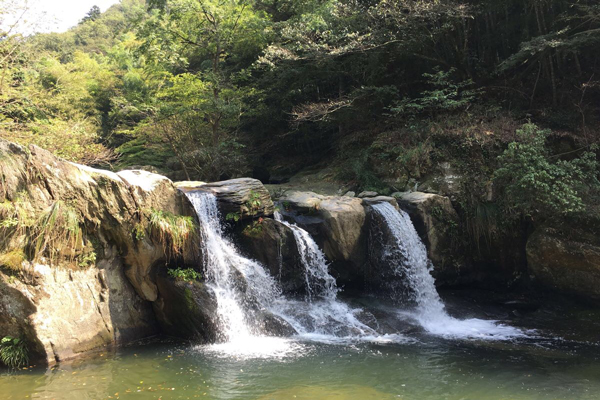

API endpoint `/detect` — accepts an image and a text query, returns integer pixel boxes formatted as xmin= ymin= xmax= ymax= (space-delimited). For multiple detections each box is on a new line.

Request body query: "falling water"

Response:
xmin=274 ymin=211 xmax=337 ymax=300
xmin=273 ymin=211 xmax=387 ymax=342
xmin=185 ymin=191 xmax=281 ymax=341
xmin=371 ymin=202 xmax=526 ymax=340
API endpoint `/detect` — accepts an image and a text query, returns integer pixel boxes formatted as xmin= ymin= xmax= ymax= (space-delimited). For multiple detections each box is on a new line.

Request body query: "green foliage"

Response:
xmin=337 ymin=149 xmax=386 ymax=192
xmin=244 ymin=191 xmax=262 ymax=216
xmin=77 ymin=251 xmax=97 ymax=269
xmin=0 ymin=249 xmax=25 ymax=272
xmin=494 ymin=124 xmax=599 ymax=219
xmin=225 ymin=212 xmax=241 ymax=222
xmin=1 ymin=0 xmax=599 ymax=221
xmin=390 ymin=68 xmax=481 ymax=117
xmin=81 ymin=6 xmax=102 ymax=24
xmin=242 ymin=218 xmax=264 ymax=236
xmin=0 ymin=336 xmax=29 ymax=369
xmin=31 ymin=201 xmax=83 ymax=265
xmin=167 ymin=267 xmax=201 ymax=282
xmin=133 ymin=222 xmax=146 ymax=240
xmin=149 ymin=209 xmax=196 ymax=256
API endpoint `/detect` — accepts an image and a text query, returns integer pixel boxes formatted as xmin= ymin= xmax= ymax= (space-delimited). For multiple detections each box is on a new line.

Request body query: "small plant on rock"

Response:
xmin=30 ymin=200 xmax=82 ymax=265
xmin=167 ymin=267 xmax=201 ymax=282
xmin=0 ymin=336 xmax=28 ymax=369
xmin=149 ymin=209 xmax=197 ymax=257
xmin=0 ymin=249 xmax=25 ymax=272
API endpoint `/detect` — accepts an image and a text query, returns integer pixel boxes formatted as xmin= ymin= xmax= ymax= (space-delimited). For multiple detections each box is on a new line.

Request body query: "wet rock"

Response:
xmin=362 ymin=196 xmax=398 ymax=208
xmin=527 ymin=225 xmax=600 ymax=301
xmin=173 ymin=181 xmax=207 ymax=190
xmin=358 ymin=191 xmax=378 ymax=198
xmin=153 ymin=272 xmax=218 ymax=342
xmin=235 ymin=218 xmax=305 ymax=294
xmin=394 ymin=192 xmax=462 ymax=284
xmin=259 ymin=313 xmax=297 ymax=337
xmin=200 ymin=178 xmax=274 ymax=220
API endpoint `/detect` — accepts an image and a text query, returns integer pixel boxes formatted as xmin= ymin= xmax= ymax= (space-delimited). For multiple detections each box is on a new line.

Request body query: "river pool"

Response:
xmin=2 ymin=291 xmax=600 ymax=400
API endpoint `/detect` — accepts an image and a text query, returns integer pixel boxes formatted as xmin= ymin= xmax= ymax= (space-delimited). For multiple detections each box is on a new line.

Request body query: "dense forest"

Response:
xmin=1 ymin=0 xmax=600 ymax=226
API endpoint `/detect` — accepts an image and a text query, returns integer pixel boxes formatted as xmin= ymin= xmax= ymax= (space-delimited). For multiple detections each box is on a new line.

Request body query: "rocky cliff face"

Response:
xmin=4 ymin=136 xmax=599 ymax=366
xmin=527 ymin=224 xmax=600 ymax=301
xmin=0 ymin=139 xmax=199 ymax=365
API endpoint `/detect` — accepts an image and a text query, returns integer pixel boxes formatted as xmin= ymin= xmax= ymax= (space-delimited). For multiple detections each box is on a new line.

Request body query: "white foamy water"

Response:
xmin=274 ymin=211 xmax=337 ymax=300
xmin=273 ymin=211 xmax=393 ymax=343
xmin=202 ymin=336 xmax=305 ymax=360
xmin=372 ymin=202 xmax=526 ymax=340
xmin=185 ymin=191 xmax=281 ymax=341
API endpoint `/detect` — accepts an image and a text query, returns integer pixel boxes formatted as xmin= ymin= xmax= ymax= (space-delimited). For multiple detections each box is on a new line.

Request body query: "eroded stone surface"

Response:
xmin=527 ymin=225 xmax=600 ymax=301
xmin=200 ymin=178 xmax=274 ymax=219
xmin=0 ymin=139 xmax=197 ymax=364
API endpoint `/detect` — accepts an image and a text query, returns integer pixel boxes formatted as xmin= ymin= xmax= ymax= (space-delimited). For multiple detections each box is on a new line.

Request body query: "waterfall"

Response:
xmin=183 ymin=190 xmax=520 ymax=352
xmin=274 ymin=211 xmax=337 ymax=300
xmin=185 ymin=191 xmax=281 ymax=341
xmin=273 ymin=211 xmax=383 ymax=341
xmin=371 ymin=202 xmax=525 ymax=340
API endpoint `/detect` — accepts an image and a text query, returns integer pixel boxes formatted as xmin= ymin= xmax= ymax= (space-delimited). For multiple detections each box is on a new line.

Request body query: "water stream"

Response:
xmin=3 ymin=193 xmax=600 ymax=399
xmin=371 ymin=202 xmax=526 ymax=340
xmin=185 ymin=191 xmax=286 ymax=356
xmin=187 ymin=191 xmax=524 ymax=347
xmin=274 ymin=211 xmax=337 ymax=301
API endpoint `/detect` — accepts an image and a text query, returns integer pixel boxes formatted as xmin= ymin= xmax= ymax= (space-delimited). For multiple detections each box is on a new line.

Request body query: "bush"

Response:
xmin=167 ymin=268 xmax=201 ymax=282
xmin=0 ymin=250 xmax=25 ymax=272
xmin=149 ymin=210 xmax=196 ymax=257
xmin=0 ymin=336 xmax=28 ymax=369
xmin=494 ymin=123 xmax=599 ymax=220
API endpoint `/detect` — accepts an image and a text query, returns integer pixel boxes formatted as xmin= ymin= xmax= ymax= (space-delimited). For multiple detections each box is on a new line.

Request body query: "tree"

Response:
xmin=494 ymin=124 xmax=599 ymax=220
xmin=80 ymin=6 xmax=102 ymax=24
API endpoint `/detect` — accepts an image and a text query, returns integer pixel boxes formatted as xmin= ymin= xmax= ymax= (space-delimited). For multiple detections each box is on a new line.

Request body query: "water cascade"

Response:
xmin=371 ymin=202 xmax=525 ymax=340
xmin=273 ymin=211 xmax=385 ymax=342
xmin=185 ymin=191 xmax=382 ymax=353
xmin=184 ymin=189 xmax=522 ymax=351
xmin=185 ymin=191 xmax=281 ymax=342
xmin=274 ymin=211 xmax=337 ymax=300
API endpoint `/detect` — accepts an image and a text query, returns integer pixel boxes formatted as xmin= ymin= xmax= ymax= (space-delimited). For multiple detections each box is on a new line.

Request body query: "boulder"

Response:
xmin=153 ymin=272 xmax=218 ymax=342
xmin=343 ymin=191 xmax=356 ymax=197
xmin=173 ymin=181 xmax=207 ymax=190
xmin=362 ymin=196 xmax=398 ymax=208
xmin=279 ymin=191 xmax=367 ymax=287
xmin=527 ymin=225 xmax=600 ymax=301
xmin=394 ymin=192 xmax=462 ymax=284
xmin=200 ymin=178 xmax=274 ymax=220
xmin=0 ymin=139 xmax=199 ymax=365
xmin=358 ymin=191 xmax=378 ymax=198
xmin=234 ymin=218 xmax=305 ymax=294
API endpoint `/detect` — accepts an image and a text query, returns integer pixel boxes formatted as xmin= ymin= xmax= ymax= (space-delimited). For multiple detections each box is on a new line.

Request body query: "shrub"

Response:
xmin=0 ymin=250 xmax=25 ymax=272
xmin=0 ymin=336 xmax=28 ymax=369
xmin=149 ymin=210 xmax=196 ymax=256
xmin=167 ymin=268 xmax=201 ymax=282
xmin=30 ymin=201 xmax=82 ymax=265
xmin=494 ymin=123 xmax=599 ymax=220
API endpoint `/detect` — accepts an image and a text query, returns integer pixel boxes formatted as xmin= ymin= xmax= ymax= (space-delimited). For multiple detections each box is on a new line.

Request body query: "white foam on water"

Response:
xmin=201 ymin=336 xmax=305 ymax=360
xmin=372 ymin=202 xmax=526 ymax=341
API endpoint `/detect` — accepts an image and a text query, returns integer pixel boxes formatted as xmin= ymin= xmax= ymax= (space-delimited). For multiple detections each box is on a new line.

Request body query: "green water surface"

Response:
xmin=2 ymin=292 xmax=599 ymax=400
